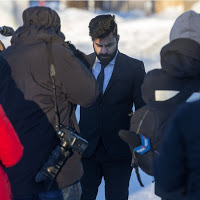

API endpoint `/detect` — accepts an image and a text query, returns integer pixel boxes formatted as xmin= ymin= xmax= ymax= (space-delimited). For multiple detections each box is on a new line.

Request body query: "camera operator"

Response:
xmin=0 ymin=6 xmax=99 ymax=200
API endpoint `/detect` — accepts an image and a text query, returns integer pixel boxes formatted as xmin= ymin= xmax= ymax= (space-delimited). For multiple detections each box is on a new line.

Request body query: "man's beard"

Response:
xmin=95 ymin=45 xmax=118 ymax=66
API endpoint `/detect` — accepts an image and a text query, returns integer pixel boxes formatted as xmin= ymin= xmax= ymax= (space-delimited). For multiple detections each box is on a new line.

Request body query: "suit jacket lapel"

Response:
xmin=104 ymin=52 xmax=122 ymax=96
xmin=88 ymin=53 xmax=96 ymax=72
xmin=88 ymin=52 xmax=122 ymax=96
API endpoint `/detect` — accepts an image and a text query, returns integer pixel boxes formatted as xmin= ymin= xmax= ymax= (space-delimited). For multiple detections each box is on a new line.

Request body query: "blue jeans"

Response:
xmin=14 ymin=181 xmax=82 ymax=200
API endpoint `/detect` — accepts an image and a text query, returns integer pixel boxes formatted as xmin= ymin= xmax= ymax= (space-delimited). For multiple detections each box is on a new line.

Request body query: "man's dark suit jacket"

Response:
xmin=79 ymin=51 xmax=146 ymax=160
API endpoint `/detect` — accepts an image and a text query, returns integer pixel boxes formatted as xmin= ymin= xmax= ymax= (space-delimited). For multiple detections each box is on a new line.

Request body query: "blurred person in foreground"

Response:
xmin=79 ymin=14 xmax=146 ymax=200
xmin=0 ymin=104 xmax=23 ymax=200
xmin=155 ymin=100 xmax=200 ymax=200
xmin=0 ymin=6 xmax=99 ymax=200
xmin=0 ymin=57 xmax=23 ymax=200
xmin=0 ymin=105 xmax=23 ymax=200
xmin=154 ymin=10 xmax=200 ymax=200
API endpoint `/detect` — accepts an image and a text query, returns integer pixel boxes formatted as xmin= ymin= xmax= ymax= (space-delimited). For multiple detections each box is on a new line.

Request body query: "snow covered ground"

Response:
xmin=0 ymin=1 xmax=200 ymax=200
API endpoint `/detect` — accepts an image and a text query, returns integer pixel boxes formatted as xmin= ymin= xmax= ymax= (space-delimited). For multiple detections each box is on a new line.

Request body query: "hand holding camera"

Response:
xmin=35 ymin=126 xmax=88 ymax=190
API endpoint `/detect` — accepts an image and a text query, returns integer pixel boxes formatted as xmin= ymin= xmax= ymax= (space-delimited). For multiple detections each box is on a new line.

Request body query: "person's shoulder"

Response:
xmin=52 ymin=42 xmax=79 ymax=58
xmin=117 ymin=52 xmax=145 ymax=72
xmin=182 ymin=100 xmax=200 ymax=111
xmin=52 ymin=42 xmax=69 ymax=51
xmin=117 ymin=52 xmax=145 ymax=75
xmin=175 ymin=100 xmax=200 ymax=120
xmin=118 ymin=51 xmax=143 ymax=65
xmin=88 ymin=52 xmax=95 ymax=59
xmin=88 ymin=52 xmax=95 ymax=56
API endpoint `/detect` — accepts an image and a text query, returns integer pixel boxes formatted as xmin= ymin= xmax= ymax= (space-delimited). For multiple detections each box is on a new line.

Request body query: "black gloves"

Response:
xmin=119 ymin=130 xmax=141 ymax=148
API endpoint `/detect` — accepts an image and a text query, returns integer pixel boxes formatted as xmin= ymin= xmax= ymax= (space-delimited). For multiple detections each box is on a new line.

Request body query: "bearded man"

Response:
xmin=79 ymin=14 xmax=146 ymax=200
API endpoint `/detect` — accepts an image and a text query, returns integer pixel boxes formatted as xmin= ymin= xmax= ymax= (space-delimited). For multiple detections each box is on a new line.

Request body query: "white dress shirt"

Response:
xmin=92 ymin=51 xmax=118 ymax=94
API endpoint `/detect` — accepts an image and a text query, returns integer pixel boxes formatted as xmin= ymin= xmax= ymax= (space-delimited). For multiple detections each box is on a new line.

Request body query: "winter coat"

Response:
xmin=154 ymin=100 xmax=200 ymax=200
xmin=0 ymin=104 xmax=23 ymax=200
xmin=141 ymin=38 xmax=200 ymax=105
xmin=149 ymin=39 xmax=200 ymax=199
xmin=0 ymin=6 xmax=99 ymax=197
xmin=142 ymin=10 xmax=200 ymax=104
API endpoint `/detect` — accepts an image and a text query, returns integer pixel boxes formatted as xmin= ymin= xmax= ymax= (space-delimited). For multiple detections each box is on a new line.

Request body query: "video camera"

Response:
xmin=35 ymin=126 xmax=88 ymax=190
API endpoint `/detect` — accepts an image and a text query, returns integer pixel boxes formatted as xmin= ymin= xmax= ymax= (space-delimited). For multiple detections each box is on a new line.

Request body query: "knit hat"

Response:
xmin=170 ymin=10 xmax=200 ymax=44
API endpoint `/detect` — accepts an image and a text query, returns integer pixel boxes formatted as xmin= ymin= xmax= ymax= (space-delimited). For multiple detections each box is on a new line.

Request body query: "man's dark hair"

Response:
xmin=89 ymin=14 xmax=118 ymax=40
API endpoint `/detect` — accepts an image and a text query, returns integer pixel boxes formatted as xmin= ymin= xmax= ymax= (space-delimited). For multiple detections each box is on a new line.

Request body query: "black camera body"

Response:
xmin=57 ymin=126 xmax=88 ymax=153
xmin=35 ymin=126 xmax=88 ymax=189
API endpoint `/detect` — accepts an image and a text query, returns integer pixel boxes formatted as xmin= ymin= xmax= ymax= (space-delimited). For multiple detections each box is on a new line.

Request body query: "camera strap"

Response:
xmin=47 ymin=43 xmax=60 ymax=132
xmin=47 ymin=43 xmax=76 ymax=132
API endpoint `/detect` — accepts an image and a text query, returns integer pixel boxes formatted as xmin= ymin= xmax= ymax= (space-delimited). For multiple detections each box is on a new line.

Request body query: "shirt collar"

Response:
xmin=96 ymin=50 xmax=118 ymax=65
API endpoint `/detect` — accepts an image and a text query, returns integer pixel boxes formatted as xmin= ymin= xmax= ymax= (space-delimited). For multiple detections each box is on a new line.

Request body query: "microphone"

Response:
xmin=0 ymin=26 xmax=14 ymax=36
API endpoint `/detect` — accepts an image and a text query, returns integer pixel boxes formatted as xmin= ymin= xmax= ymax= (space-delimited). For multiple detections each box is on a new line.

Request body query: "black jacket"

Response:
xmin=152 ymin=39 xmax=200 ymax=199
xmin=79 ymin=52 xmax=145 ymax=159
xmin=0 ymin=7 xmax=99 ymax=197
xmin=154 ymin=100 xmax=200 ymax=200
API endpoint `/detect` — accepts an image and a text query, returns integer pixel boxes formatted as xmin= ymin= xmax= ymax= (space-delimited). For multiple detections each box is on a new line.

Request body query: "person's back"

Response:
xmin=153 ymin=10 xmax=200 ymax=200
xmin=1 ymin=6 xmax=98 ymax=200
xmin=154 ymin=99 xmax=200 ymax=200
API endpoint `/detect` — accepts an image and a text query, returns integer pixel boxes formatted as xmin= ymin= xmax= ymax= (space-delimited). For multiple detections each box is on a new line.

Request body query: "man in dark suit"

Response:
xmin=79 ymin=14 xmax=146 ymax=200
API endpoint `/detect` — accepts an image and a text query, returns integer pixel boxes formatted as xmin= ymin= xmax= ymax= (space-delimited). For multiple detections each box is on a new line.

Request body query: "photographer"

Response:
xmin=0 ymin=6 xmax=99 ymax=200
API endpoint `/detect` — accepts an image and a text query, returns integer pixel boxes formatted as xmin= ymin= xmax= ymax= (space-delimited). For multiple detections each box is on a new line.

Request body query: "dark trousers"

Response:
xmin=80 ymin=139 xmax=132 ymax=200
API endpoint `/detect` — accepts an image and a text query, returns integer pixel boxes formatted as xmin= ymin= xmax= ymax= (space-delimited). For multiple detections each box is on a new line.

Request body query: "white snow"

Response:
xmin=0 ymin=1 xmax=192 ymax=200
